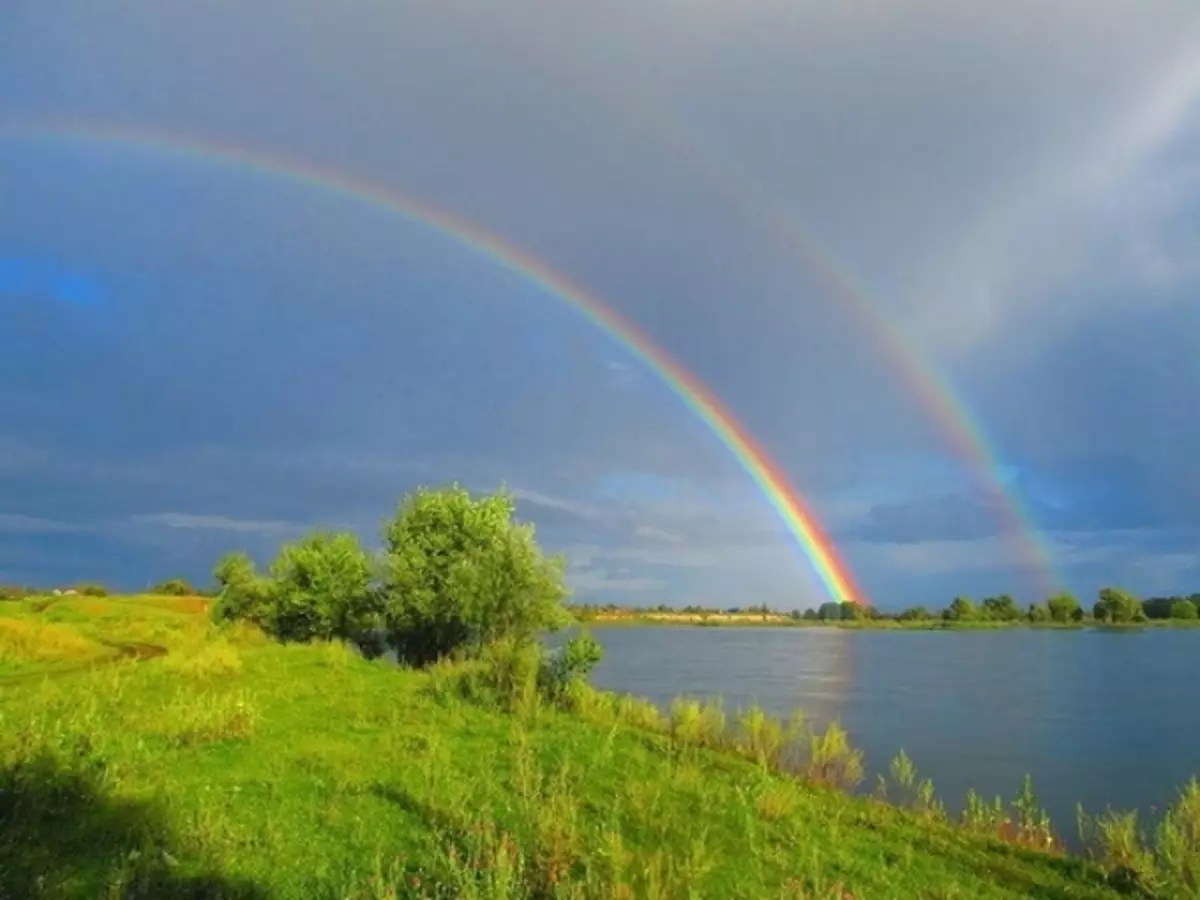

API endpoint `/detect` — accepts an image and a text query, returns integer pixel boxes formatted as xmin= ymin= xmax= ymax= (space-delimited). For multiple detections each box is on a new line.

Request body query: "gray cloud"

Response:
xmin=2 ymin=1 xmax=1199 ymax=603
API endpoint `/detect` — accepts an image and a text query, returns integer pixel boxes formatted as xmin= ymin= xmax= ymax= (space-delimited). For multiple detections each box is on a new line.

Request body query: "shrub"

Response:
xmin=805 ymin=721 xmax=864 ymax=789
xmin=267 ymin=531 xmax=378 ymax=643
xmin=943 ymin=596 xmax=977 ymax=621
xmin=1094 ymin=587 xmax=1144 ymax=624
xmin=149 ymin=578 xmax=196 ymax=597
xmin=1170 ymin=599 xmax=1198 ymax=620
xmin=1046 ymin=591 xmax=1082 ymax=623
xmin=538 ymin=632 xmax=604 ymax=702
xmin=71 ymin=583 xmax=108 ymax=598
xmin=380 ymin=486 xmax=571 ymax=665
xmin=210 ymin=552 xmax=273 ymax=628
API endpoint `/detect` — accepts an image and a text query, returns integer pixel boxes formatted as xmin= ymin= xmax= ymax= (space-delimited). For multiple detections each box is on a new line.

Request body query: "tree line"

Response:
xmin=572 ymin=587 xmax=1200 ymax=625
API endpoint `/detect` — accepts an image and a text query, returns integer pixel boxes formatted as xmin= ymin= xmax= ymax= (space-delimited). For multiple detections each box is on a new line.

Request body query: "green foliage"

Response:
xmin=267 ymin=531 xmax=378 ymax=643
xmin=898 ymin=606 xmax=930 ymax=621
xmin=1170 ymin=598 xmax=1198 ymax=620
xmin=816 ymin=601 xmax=842 ymax=621
xmin=149 ymin=578 xmax=196 ymax=596
xmin=380 ymin=485 xmax=571 ymax=665
xmin=538 ymin=632 xmax=604 ymax=703
xmin=210 ymin=552 xmax=273 ymax=628
xmin=1093 ymin=587 xmax=1145 ymax=624
xmin=944 ymin=595 xmax=978 ymax=621
xmin=982 ymin=595 xmax=1021 ymax=622
xmin=1046 ymin=592 xmax=1082 ymax=623
xmin=1027 ymin=603 xmax=1050 ymax=623
xmin=71 ymin=583 xmax=108 ymax=597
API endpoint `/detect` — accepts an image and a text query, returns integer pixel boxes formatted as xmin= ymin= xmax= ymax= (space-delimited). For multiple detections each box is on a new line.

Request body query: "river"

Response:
xmin=579 ymin=625 xmax=1200 ymax=838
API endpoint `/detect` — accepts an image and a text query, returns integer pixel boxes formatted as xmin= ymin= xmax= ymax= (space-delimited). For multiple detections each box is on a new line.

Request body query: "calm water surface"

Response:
xmin=580 ymin=626 xmax=1200 ymax=835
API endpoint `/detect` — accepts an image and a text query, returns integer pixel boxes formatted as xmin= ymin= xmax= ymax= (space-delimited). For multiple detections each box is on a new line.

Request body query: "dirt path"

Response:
xmin=0 ymin=639 xmax=168 ymax=687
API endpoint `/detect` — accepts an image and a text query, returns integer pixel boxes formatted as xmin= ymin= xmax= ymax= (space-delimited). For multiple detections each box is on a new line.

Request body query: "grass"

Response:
xmin=0 ymin=597 xmax=1194 ymax=898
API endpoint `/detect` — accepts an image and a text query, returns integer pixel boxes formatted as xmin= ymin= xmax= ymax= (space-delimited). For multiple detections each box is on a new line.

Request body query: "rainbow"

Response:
xmin=662 ymin=137 xmax=1063 ymax=597
xmin=477 ymin=32 xmax=1062 ymax=596
xmin=0 ymin=120 xmax=866 ymax=607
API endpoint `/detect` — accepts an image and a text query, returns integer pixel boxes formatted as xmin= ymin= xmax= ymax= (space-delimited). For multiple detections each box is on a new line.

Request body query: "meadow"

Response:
xmin=2 ymin=593 xmax=1199 ymax=899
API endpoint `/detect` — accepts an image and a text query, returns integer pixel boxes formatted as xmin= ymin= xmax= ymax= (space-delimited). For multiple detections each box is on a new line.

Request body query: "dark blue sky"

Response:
xmin=2 ymin=1 xmax=1199 ymax=608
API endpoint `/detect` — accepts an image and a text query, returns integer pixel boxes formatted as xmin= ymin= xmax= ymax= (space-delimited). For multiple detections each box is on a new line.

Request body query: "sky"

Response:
xmin=2 ymin=1 xmax=1199 ymax=609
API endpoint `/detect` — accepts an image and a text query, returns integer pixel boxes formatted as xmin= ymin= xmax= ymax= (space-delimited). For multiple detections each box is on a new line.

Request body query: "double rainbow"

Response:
xmin=0 ymin=121 xmax=865 ymax=607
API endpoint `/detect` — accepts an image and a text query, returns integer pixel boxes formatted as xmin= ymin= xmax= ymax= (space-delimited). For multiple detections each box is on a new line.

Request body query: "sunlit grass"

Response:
xmin=2 ymin=596 xmax=1194 ymax=898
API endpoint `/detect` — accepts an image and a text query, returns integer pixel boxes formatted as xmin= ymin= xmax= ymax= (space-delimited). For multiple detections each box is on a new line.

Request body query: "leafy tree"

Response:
xmin=380 ymin=486 xmax=571 ymax=665
xmin=982 ymin=594 xmax=1021 ymax=622
xmin=843 ymin=602 xmax=869 ymax=621
xmin=71 ymin=583 xmax=108 ymax=597
xmin=943 ymin=596 xmax=978 ymax=622
xmin=1046 ymin=591 xmax=1082 ymax=623
xmin=268 ymin=532 xmax=377 ymax=643
xmin=1170 ymin=599 xmax=1199 ymax=620
xmin=210 ymin=552 xmax=273 ymax=627
xmin=817 ymin=601 xmax=843 ymax=621
xmin=150 ymin=578 xmax=195 ymax=597
xmin=898 ymin=606 xmax=930 ymax=621
xmin=1093 ymin=587 xmax=1145 ymax=624
xmin=801 ymin=608 xmax=819 ymax=621
xmin=1142 ymin=596 xmax=1175 ymax=620
xmin=1027 ymin=602 xmax=1050 ymax=623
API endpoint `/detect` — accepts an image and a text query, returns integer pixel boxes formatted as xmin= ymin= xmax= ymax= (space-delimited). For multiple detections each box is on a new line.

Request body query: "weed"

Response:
xmin=157 ymin=690 xmax=261 ymax=747
xmin=162 ymin=638 xmax=244 ymax=681
xmin=805 ymin=722 xmax=864 ymax=790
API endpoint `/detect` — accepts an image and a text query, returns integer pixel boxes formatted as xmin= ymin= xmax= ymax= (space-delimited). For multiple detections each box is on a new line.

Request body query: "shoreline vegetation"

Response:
xmin=3 ymin=486 xmax=1199 ymax=897
xmin=568 ymin=589 xmax=1200 ymax=630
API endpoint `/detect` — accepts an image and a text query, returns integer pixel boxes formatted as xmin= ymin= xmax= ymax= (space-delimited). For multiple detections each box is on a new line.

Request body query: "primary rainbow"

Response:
xmin=0 ymin=120 xmax=866 ymax=607
xmin=489 ymin=38 xmax=1062 ymax=597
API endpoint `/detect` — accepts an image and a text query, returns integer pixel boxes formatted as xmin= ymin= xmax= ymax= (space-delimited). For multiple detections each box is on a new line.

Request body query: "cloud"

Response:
xmin=2 ymin=1 xmax=1199 ymax=604
xmin=0 ymin=513 xmax=85 ymax=534
xmin=633 ymin=524 xmax=683 ymax=543
xmin=127 ymin=513 xmax=307 ymax=537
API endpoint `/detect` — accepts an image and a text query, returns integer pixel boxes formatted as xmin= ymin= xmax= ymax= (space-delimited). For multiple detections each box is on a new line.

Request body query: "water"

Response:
xmin=579 ymin=626 xmax=1200 ymax=836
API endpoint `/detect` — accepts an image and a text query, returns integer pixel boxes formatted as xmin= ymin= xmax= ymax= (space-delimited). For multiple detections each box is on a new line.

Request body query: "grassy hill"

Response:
xmin=0 ymin=595 xmax=1178 ymax=898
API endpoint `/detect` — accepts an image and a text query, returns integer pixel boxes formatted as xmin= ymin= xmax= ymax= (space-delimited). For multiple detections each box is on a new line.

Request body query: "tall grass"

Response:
xmin=0 ymin=616 xmax=102 ymax=665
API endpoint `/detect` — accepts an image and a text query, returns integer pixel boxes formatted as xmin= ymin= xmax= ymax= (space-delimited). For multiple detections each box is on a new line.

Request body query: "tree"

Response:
xmin=380 ymin=486 xmax=571 ymax=665
xmin=1170 ymin=599 xmax=1199 ymax=620
xmin=982 ymin=594 xmax=1021 ymax=622
xmin=268 ymin=532 xmax=377 ymax=643
xmin=1093 ymin=587 xmax=1144 ymax=624
xmin=150 ymin=578 xmax=196 ymax=597
xmin=1142 ymin=597 xmax=1175 ymax=620
xmin=898 ymin=606 xmax=930 ymax=621
xmin=1046 ymin=591 xmax=1082 ymax=623
xmin=944 ymin=596 xmax=978 ymax=621
xmin=211 ymin=552 xmax=273 ymax=627
xmin=1027 ymin=602 xmax=1050 ymax=623
xmin=801 ymin=608 xmax=819 ymax=621
xmin=817 ymin=601 xmax=843 ymax=621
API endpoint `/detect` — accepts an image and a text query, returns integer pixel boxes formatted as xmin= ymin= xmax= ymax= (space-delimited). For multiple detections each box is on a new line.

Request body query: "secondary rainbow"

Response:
xmin=0 ymin=120 xmax=866 ymax=607
xmin=490 ymin=31 xmax=1063 ymax=596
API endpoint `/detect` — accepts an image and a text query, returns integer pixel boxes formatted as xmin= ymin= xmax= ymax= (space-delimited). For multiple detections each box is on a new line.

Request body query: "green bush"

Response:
xmin=380 ymin=486 xmax=571 ymax=665
xmin=1094 ymin=587 xmax=1144 ymax=624
xmin=210 ymin=552 xmax=274 ymax=628
xmin=1046 ymin=591 xmax=1082 ymax=623
xmin=539 ymin=632 xmax=604 ymax=702
xmin=71 ymin=583 xmax=108 ymax=598
xmin=1170 ymin=599 xmax=1198 ymax=620
xmin=267 ymin=532 xmax=378 ymax=643
xmin=150 ymin=578 xmax=196 ymax=596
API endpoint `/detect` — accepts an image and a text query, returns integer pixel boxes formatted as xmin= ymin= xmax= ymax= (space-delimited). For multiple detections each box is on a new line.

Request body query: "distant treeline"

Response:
xmin=0 ymin=579 xmax=203 ymax=601
xmin=572 ymin=587 xmax=1200 ymax=625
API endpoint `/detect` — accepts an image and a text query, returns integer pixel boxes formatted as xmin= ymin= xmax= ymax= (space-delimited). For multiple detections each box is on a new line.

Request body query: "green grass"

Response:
xmin=0 ymin=598 xmax=1188 ymax=898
